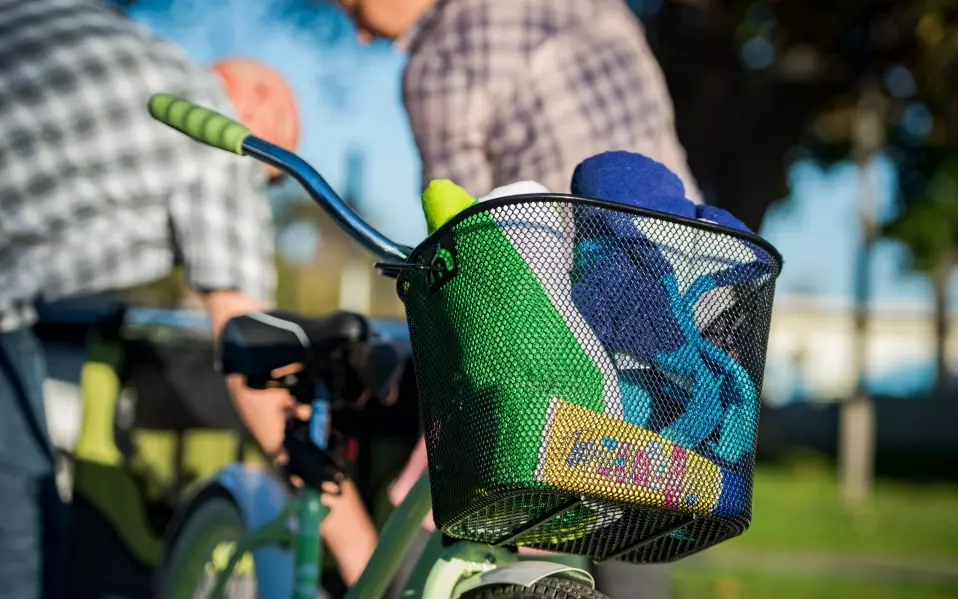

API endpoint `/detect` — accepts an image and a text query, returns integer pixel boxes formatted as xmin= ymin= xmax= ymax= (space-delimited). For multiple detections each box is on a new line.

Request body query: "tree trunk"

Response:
xmin=839 ymin=394 xmax=875 ymax=506
xmin=931 ymin=261 xmax=954 ymax=395
xmin=840 ymin=89 xmax=884 ymax=507
xmin=840 ymin=196 xmax=876 ymax=506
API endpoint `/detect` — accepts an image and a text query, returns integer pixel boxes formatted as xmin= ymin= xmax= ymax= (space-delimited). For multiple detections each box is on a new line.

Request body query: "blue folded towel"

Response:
xmin=570 ymin=151 xmax=776 ymax=465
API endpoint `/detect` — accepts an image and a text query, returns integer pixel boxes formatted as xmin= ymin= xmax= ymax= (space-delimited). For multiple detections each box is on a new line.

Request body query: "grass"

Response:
xmin=668 ymin=457 xmax=958 ymax=598
xmin=672 ymin=570 xmax=958 ymax=599
xmin=730 ymin=457 xmax=958 ymax=558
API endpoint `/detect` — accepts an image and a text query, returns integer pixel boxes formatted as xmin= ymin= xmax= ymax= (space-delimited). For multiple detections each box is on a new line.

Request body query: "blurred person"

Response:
xmin=336 ymin=0 xmax=698 ymax=595
xmin=0 ymin=0 xmax=375 ymax=596
xmin=341 ymin=0 xmax=700 ymax=201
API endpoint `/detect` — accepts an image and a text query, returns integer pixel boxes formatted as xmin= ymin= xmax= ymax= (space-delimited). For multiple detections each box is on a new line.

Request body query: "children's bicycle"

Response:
xmin=146 ymin=93 xmax=783 ymax=599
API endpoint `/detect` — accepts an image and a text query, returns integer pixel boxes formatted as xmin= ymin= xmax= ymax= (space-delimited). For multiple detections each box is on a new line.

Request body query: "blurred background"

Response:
xmin=70 ymin=0 xmax=958 ymax=597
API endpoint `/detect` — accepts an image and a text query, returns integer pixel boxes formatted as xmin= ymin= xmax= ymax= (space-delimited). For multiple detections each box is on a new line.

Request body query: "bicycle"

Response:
xmin=146 ymin=93 xmax=783 ymax=599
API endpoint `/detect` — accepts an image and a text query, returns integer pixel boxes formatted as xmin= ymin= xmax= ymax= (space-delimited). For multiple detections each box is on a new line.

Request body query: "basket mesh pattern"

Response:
xmin=398 ymin=196 xmax=781 ymax=562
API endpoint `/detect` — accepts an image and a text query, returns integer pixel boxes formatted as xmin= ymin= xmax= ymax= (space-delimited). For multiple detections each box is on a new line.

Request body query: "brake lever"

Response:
xmin=284 ymin=418 xmax=347 ymax=495
xmin=348 ymin=335 xmax=407 ymax=407
xmin=243 ymin=374 xmax=274 ymax=390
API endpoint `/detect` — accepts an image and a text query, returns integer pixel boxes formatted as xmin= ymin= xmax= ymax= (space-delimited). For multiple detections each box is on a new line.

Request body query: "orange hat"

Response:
xmin=211 ymin=58 xmax=300 ymax=178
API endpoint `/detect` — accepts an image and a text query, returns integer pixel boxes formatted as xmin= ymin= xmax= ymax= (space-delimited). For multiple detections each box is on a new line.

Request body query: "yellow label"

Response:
xmin=537 ymin=399 xmax=723 ymax=514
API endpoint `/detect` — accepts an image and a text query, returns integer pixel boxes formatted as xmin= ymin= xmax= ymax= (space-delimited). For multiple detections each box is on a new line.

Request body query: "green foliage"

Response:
xmin=741 ymin=0 xmax=957 ymax=159
xmin=685 ymin=0 xmax=958 ymax=284
xmin=645 ymin=0 xmax=958 ymax=228
xmin=884 ymin=202 xmax=957 ymax=272
xmin=884 ymin=153 xmax=958 ymax=273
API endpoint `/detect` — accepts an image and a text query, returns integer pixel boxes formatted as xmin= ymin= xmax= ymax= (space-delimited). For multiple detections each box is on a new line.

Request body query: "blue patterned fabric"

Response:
xmin=570 ymin=151 xmax=776 ymax=465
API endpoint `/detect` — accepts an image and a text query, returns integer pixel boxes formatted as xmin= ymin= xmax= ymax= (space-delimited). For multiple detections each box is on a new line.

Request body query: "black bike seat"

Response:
xmin=218 ymin=310 xmax=369 ymax=382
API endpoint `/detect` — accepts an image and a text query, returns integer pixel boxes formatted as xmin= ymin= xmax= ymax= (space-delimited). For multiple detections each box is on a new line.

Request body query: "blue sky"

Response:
xmin=761 ymin=155 xmax=942 ymax=305
xmin=127 ymin=0 xmax=428 ymax=246
xmin=127 ymin=0 xmax=947 ymax=310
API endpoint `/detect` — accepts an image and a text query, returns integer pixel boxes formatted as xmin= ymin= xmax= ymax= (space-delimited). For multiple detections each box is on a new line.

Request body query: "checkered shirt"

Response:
xmin=399 ymin=0 xmax=701 ymax=202
xmin=0 ymin=0 xmax=276 ymax=332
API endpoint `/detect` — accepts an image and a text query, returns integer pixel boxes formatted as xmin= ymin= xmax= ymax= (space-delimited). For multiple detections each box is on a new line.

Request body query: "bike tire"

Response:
xmin=460 ymin=577 xmax=612 ymax=599
xmin=154 ymin=496 xmax=258 ymax=599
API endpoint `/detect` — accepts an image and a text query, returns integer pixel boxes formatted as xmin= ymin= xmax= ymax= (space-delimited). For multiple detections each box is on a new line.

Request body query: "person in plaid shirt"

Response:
xmin=336 ymin=0 xmax=695 ymax=595
xmin=341 ymin=0 xmax=700 ymax=202
xmin=0 ymin=1 xmax=320 ymax=596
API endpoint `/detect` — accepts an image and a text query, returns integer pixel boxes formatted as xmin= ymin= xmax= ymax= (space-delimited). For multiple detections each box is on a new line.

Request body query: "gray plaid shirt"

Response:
xmin=400 ymin=0 xmax=701 ymax=202
xmin=0 ymin=0 xmax=276 ymax=332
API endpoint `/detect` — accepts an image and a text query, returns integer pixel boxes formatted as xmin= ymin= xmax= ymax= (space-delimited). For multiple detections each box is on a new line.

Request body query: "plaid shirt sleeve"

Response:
xmin=147 ymin=42 xmax=277 ymax=303
xmin=168 ymin=149 xmax=276 ymax=303
xmin=163 ymin=104 xmax=277 ymax=303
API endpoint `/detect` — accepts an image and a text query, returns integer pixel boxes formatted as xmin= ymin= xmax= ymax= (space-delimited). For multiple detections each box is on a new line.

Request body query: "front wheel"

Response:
xmin=154 ymin=496 xmax=259 ymax=599
xmin=461 ymin=577 xmax=612 ymax=599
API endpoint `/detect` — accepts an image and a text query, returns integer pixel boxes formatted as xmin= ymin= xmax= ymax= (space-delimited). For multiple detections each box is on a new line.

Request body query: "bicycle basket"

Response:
xmin=396 ymin=194 xmax=782 ymax=563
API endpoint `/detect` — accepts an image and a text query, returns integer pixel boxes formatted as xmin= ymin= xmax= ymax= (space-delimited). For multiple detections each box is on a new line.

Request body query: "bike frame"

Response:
xmin=128 ymin=96 xmax=597 ymax=598
xmin=201 ymin=468 xmax=596 ymax=599
xmin=68 ymin=304 xmax=591 ymax=598
xmin=204 ymin=404 xmax=524 ymax=599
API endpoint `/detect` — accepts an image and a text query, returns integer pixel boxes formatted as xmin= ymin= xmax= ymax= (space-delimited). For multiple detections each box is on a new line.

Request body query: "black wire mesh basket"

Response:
xmin=396 ymin=194 xmax=782 ymax=563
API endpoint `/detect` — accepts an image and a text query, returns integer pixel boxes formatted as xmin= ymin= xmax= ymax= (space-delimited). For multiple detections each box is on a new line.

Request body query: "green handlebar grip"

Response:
xmin=148 ymin=93 xmax=252 ymax=155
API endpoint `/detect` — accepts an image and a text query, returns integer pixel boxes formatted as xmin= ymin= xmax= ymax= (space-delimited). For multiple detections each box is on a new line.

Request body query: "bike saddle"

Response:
xmin=218 ymin=310 xmax=370 ymax=385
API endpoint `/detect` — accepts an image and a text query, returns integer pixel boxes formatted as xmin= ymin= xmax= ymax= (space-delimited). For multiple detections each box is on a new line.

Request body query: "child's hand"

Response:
xmin=388 ymin=436 xmax=435 ymax=530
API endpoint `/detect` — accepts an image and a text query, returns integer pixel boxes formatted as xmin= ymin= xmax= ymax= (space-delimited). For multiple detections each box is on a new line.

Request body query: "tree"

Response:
xmin=641 ymin=0 xmax=958 ymax=505
xmin=883 ymin=153 xmax=958 ymax=393
xmin=643 ymin=0 xmax=958 ymax=228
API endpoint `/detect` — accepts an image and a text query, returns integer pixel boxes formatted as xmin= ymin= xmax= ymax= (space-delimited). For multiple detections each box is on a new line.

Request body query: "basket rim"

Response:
xmin=404 ymin=193 xmax=784 ymax=268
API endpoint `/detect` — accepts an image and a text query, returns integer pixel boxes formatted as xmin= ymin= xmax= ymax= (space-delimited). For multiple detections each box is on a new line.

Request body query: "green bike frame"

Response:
xmin=140 ymin=94 xmax=596 ymax=598
xmin=203 ymin=471 xmax=543 ymax=599
xmin=197 ymin=467 xmax=480 ymax=599
xmin=203 ymin=486 xmax=328 ymax=599
xmin=74 ymin=319 xmax=592 ymax=599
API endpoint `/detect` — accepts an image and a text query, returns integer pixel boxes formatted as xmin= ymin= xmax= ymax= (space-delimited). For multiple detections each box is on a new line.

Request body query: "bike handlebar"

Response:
xmin=148 ymin=93 xmax=411 ymax=262
xmin=149 ymin=93 xmax=251 ymax=155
